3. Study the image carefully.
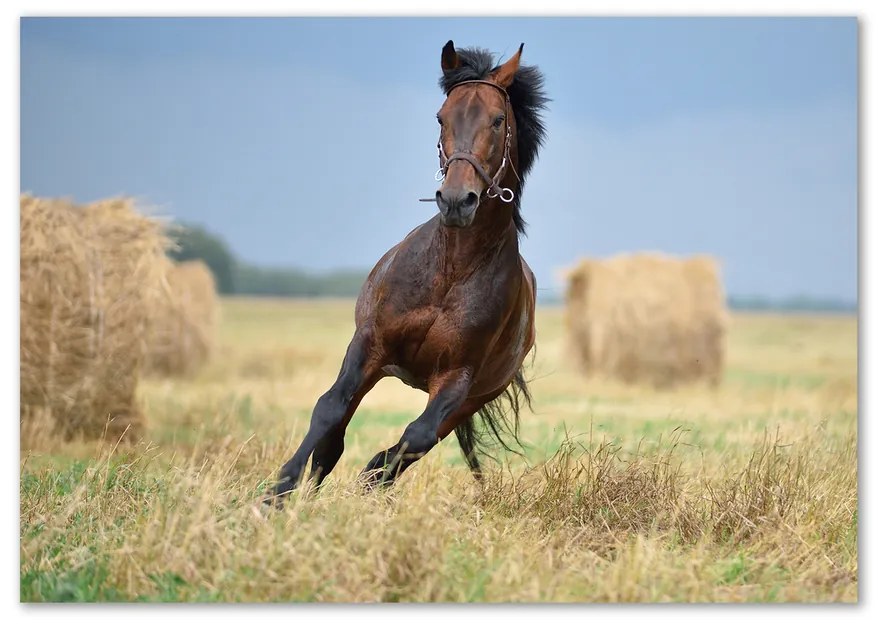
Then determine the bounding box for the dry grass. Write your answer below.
[19,299,858,602]
[19,194,169,444]
[564,253,728,388]
[145,260,219,377]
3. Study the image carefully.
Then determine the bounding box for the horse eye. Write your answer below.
[493,115,505,129]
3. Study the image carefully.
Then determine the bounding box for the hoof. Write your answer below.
[251,502,272,520]
[262,480,295,510]
[358,469,396,492]
[261,493,285,510]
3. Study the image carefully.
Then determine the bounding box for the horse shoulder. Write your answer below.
[355,220,434,328]
[355,245,399,327]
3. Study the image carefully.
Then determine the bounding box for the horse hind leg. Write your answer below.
[454,418,483,481]
[451,391,525,483]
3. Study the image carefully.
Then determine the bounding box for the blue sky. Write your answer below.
[20,17,857,301]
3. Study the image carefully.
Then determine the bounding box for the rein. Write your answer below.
[419,80,519,204]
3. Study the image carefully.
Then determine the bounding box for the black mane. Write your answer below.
[439,46,549,235]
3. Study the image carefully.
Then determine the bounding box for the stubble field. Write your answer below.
[20,298,858,602]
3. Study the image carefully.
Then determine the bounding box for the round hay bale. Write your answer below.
[20,194,169,442]
[563,252,728,388]
[145,259,218,376]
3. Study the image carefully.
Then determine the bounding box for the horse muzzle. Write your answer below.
[436,188,479,227]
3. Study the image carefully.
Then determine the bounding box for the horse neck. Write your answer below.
[435,145,523,275]
[437,188,520,275]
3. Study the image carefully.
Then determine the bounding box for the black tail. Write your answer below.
[454,367,533,475]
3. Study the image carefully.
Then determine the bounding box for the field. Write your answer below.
[20,298,858,603]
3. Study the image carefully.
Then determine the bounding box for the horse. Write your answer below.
[266,40,548,504]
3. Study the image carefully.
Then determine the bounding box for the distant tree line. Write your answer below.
[167,223,237,293]
[167,223,367,297]
[232,264,368,297]
[538,291,856,313]
[169,223,857,311]
[726,294,857,314]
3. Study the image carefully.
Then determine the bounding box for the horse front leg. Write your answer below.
[360,369,473,489]
[265,330,381,506]
[309,424,347,488]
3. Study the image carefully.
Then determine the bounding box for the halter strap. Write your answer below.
[442,151,495,189]
[420,79,518,204]
[443,78,508,97]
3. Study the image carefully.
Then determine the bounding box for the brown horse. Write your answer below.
[267,41,548,503]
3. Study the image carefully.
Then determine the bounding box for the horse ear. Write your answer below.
[490,43,524,88]
[441,40,459,73]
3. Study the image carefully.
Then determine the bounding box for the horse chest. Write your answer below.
[377,297,522,391]
[379,305,459,363]
[376,306,449,391]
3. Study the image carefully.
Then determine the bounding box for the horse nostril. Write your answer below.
[463,192,479,208]
[435,190,448,214]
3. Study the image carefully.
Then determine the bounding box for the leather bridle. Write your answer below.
[421,79,520,204]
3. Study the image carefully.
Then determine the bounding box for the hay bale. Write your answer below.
[145,259,218,376]
[563,252,728,388]
[20,194,169,442]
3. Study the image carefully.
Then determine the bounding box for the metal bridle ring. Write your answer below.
[434,168,446,182]
[498,188,515,203]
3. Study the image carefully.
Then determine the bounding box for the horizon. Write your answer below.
[20,17,858,303]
